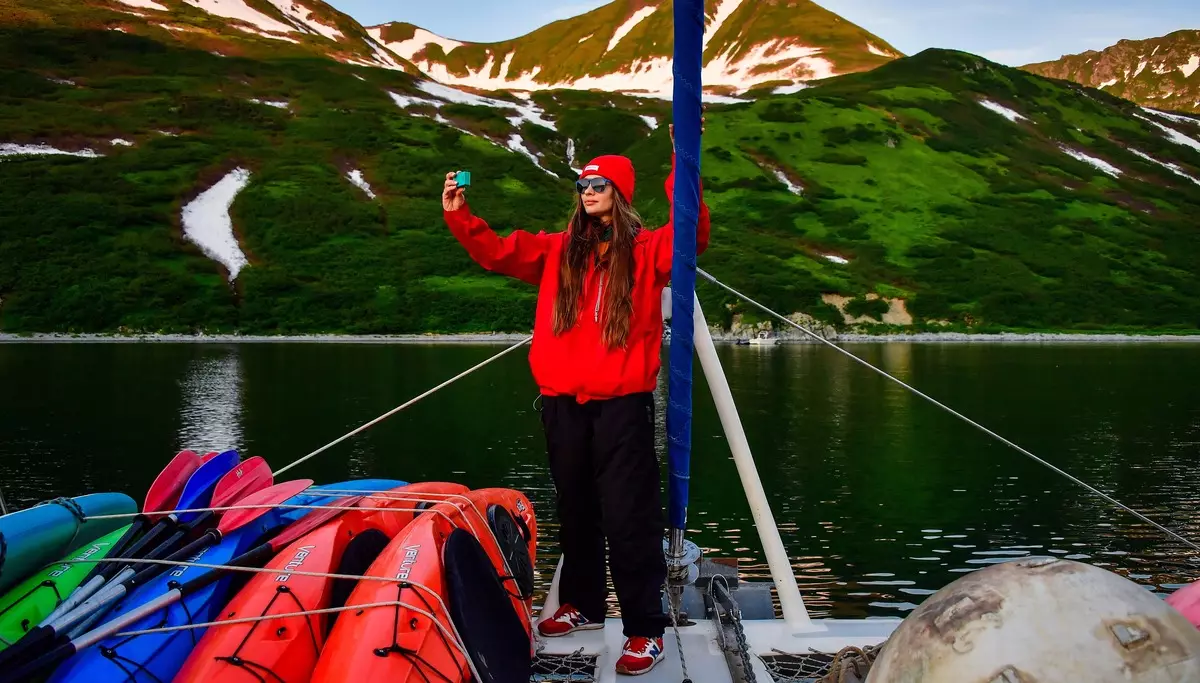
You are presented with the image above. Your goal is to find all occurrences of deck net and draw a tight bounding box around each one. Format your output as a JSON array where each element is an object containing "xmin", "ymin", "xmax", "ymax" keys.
[
  {"xmin": 531, "ymin": 650, "xmax": 600, "ymax": 683},
  {"xmin": 759, "ymin": 644, "xmax": 879, "ymax": 683}
]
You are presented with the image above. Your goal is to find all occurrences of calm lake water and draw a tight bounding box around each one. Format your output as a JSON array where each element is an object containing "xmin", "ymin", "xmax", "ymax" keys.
[{"xmin": 1, "ymin": 341, "xmax": 1198, "ymax": 619}]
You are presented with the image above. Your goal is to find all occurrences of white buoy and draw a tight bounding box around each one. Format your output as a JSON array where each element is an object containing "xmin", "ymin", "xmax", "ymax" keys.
[{"xmin": 866, "ymin": 557, "xmax": 1200, "ymax": 682}]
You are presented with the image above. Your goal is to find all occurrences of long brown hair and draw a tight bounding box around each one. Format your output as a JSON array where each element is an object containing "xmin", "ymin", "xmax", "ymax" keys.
[{"xmin": 552, "ymin": 190, "xmax": 643, "ymax": 349}]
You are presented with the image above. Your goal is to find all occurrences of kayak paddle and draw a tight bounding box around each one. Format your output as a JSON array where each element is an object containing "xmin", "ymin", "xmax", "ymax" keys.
[
  {"xmin": 0, "ymin": 484, "xmax": 341, "ymax": 682},
  {"xmin": 51, "ymin": 478, "xmax": 311, "ymax": 637},
  {"xmin": 46, "ymin": 450, "xmax": 202, "ymax": 623},
  {"xmin": 0, "ymin": 451, "xmax": 242, "ymax": 667}
]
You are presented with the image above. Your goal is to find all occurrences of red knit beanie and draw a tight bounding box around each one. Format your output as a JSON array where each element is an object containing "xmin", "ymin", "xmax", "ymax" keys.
[{"xmin": 579, "ymin": 155, "xmax": 635, "ymax": 203}]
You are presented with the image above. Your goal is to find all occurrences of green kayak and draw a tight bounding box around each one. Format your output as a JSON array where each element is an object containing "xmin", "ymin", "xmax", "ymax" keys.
[{"xmin": 0, "ymin": 524, "xmax": 130, "ymax": 650}]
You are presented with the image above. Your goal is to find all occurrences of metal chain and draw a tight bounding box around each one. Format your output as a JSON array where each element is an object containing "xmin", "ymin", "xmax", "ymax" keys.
[{"xmin": 712, "ymin": 576, "xmax": 756, "ymax": 683}]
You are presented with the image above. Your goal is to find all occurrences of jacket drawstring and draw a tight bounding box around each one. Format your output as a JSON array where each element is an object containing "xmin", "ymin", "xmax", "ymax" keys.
[{"xmin": 594, "ymin": 272, "xmax": 606, "ymax": 323}]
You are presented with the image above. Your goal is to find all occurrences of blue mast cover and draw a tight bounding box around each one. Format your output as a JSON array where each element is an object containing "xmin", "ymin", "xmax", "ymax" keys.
[{"xmin": 667, "ymin": 0, "xmax": 703, "ymax": 532}]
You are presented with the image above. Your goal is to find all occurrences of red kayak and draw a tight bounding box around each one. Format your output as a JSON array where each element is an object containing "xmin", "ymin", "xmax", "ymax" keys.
[
  {"xmin": 311, "ymin": 488, "xmax": 537, "ymax": 683},
  {"xmin": 174, "ymin": 482, "xmax": 470, "ymax": 683}
]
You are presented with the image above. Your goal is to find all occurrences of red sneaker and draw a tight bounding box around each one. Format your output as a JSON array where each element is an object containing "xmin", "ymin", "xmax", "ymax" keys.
[
  {"xmin": 537, "ymin": 604, "xmax": 603, "ymax": 637},
  {"xmin": 615, "ymin": 636, "xmax": 665, "ymax": 676}
]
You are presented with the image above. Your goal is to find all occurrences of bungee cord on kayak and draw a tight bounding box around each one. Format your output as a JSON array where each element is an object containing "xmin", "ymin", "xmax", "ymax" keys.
[{"xmin": 696, "ymin": 267, "xmax": 1200, "ymax": 555}]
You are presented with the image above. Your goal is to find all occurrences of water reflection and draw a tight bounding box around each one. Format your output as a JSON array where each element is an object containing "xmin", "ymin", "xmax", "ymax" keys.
[
  {"xmin": 177, "ymin": 347, "xmax": 244, "ymax": 454},
  {"xmin": 3, "ymin": 342, "xmax": 1200, "ymax": 620}
]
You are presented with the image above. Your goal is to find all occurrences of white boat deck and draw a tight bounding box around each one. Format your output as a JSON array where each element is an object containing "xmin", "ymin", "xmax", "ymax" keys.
[{"xmin": 534, "ymin": 617, "xmax": 899, "ymax": 683}]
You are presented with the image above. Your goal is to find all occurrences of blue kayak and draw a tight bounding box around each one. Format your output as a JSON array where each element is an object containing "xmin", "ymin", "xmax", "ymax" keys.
[
  {"xmin": 47, "ymin": 479, "xmax": 406, "ymax": 683},
  {"xmin": 0, "ymin": 493, "xmax": 137, "ymax": 594}
]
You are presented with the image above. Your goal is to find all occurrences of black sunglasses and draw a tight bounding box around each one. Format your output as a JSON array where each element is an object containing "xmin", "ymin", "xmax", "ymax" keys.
[{"xmin": 576, "ymin": 177, "xmax": 611, "ymax": 194}]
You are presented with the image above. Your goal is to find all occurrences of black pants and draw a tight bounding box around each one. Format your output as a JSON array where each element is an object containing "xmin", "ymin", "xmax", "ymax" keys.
[{"xmin": 541, "ymin": 392, "xmax": 667, "ymax": 638}]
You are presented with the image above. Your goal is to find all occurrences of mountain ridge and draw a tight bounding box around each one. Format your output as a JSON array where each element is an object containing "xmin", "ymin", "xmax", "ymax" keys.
[
  {"xmin": 368, "ymin": 0, "xmax": 903, "ymax": 98},
  {"xmin": 0, "ymin": 0, "xmax": 418, "ymax": 72},
  {"xmin": 1023, "ymin": 29, "xmax": 1199, "ymax": 114}
]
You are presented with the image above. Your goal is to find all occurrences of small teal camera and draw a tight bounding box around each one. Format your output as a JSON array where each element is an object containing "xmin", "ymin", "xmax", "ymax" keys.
[{"xmin": 455, "ymin": 170, "xmax": 472, "ymax": 188}]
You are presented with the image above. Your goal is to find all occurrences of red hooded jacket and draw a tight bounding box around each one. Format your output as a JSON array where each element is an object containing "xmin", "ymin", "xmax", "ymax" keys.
[{"xmin": 444, "ymin": 156, "xmax": 711, "ymax": 403}]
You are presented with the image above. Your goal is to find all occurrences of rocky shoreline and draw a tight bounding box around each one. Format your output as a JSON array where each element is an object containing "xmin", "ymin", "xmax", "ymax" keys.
[{"xmin": 2, "ymin": 330, "xmax": 1197, "ymax": 344}]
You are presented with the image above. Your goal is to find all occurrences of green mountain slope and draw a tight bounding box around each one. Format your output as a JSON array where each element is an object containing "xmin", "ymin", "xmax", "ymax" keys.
[
  {"xmin": 1024, "ymin": 30, "xmax": 1200, "ymax": 114},
  {"xmin": 1, "ymin": 24, "xmax": 1199, "ymax": 335},
  {"xmin": 370, "ymin": 0, "xmax": 902, "ymax": 97},
  {"xmin": 0, "ymin": 0, "xmax": 416, "ymax": 71}
]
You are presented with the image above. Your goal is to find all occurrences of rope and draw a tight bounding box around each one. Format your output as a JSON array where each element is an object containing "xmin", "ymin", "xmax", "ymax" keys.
[
  {"xmin": 109, "ymin": 594, "xmax": 483, "ymax": 683},
  {"xmin": 273, "ymin": 336, "xmax": 532, "ymax": 477},
  {"xmin": 697, "ymin": 268, "xmax": 1200, "ymax": 553}
]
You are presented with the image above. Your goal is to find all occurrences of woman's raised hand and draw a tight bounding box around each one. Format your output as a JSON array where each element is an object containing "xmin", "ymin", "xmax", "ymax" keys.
[{"xmin": 442, "ymin": 172, "xmax": 466, "ymax": 212}]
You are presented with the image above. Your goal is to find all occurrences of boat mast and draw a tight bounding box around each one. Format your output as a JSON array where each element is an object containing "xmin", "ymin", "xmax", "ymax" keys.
[{"xmin": 665, "ymin": 0, "xmax": 703, "ymax": 590}]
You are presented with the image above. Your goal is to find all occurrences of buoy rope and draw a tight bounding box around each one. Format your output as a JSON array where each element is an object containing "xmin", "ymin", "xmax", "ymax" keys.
[
  {"xmin": 272, "ymin": 336, "xmax": 532, "ymax": 477},
  {"xmin": 697, "ymin": 268, "xmax": 1200, "ymax": 553}
]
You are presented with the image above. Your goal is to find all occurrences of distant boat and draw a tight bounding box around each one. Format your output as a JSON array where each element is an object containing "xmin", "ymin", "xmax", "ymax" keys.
[{"xmin": 749, "ymin": 331, "xmax": 780, "ymax": 346}]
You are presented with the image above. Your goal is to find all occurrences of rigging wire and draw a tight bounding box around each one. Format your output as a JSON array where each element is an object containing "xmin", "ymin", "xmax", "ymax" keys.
[
  {"xmin": 273, "ymin": 336, "xmax": 532, "ymax": 477},
  {"xmin": 696, "ymin": 267, "xmax": 1200, "ymax": 554}
]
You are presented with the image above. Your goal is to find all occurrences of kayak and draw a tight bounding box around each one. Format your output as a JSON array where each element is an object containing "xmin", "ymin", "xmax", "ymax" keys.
[
  {"xmin": 311, "ymin": 488, "xmax": 537, "ymax": 683},
  {"xmin": 0, "ymin": 493, "xmax": 138, "ymax": 594},
  {"xmin": 45, "ymin": 479, "xmax": 407, "ymax": 683},
  {"xmin": 174, "ymin": 482, "xmax": 471, "ymax": 683},
  {"xmin": 0, "ymin": 525, "xmax": 131, "ymax": 650}
]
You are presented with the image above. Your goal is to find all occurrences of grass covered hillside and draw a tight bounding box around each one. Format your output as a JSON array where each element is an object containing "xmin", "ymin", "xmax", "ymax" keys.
[
  {"xmin": 1, "ymin": 26, "xmax": 1199, "ymax": 336},
  {"xmin": 1024, "ymin": 30, "xmax": 1200, "ymax": 115},
  {"xmin": 0, "ymin": 0, "xmax": 416, "ymax": 70},
  {"xmin": 371, "ymin": 0, "xmax": 901, "ymax": 97}
]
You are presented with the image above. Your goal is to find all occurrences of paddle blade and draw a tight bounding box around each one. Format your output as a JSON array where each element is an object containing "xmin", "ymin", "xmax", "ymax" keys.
[
  {"xmin": 143, "ymin": 451, "xmax": 203, "ymax": 518},
  {"xmin": 175, "ymin": 450, "xmax": 240, "ymax": 524},
  {"xmin": 218, "ymin": 479, "xmax": 314, "ymax": 535},
  {"xmin": 270, "ymin": 495, "xmax": 364, "ymax": 551},
  {"xmin": 211, "ymin": 456, "xmax": 273, "ymax": 509}
]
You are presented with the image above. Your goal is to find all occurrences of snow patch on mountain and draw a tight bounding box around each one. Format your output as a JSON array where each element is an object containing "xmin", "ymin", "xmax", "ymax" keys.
[
  {"xmin": 705, "ymin": 0, "xmax": 745, "ymax": 48},
  {"xmin": 249, "ymin": 98, "xmax": 290, "ymax": 109},
  {"xmin": 566, "ymin": 139, "xmax": 580, "ymax": 174},
  {"xmin": 770, "ymin": 167, "xmax": 803, "ymax": 195},
  {"xmin": 1099, "ymin": 78, "xmax": 1118, "ymax": 88},
  {"xmin": 1137, "ymin": 113, "xmax": 1200, "ymax": 152},
  {"xmin": 265, "ymin": 0, "xmax": 343, "ymax": 41},
  {"xmin": 978, "ymin": 99, "xmax": 1027, "ymax": 123},
  {"xmin": 1059, "ymin": 145, "xmax": 1122, "ymax": 177},
  {"xmin": 1181, "ymin": 55, "xmax": 1200, "ymax": 78},
  {"xmin": 372, "ymin": 26, "xmax": 462, "ymax": 57},
  {"xmin": 0, "ymin": 143, "xmax": 102, "ymax": 158},
  {"xmin": 507, "ymin": 135, "xmax": 556, "ymax": 176},
  {"xmin": 1129, "ymin": 148, "xmax": 1200, "ymax": 186},
  {"xmin": 1134, "ymin": 60, "xmax": 1149, "ymax": 78},
  {"xmin": 578, "ymin": 34, "xmax": 593, "ymax": 44},
  {"xmin": 415, "ymin": 81, "xmax": 556, "ymax": 130},
  {"xmin": 1142, "ymin": 107, "xmax": 1200, "ymax": 126},
  {"xmin": 406, "ymin": 52, "xmax": 546, "ymax": 93},
  {"xmin": 607, "ymin": 6, "xmax": 657, "ymax": 53},
  {"xmin": 111, "ymin": 138, "xmax": 134, "ymax": 147},
  {"xmin": 704, "ymin": 40, "xmax": 836, "ymax": 86},
  {"xmin": 116, "ymin": 0, "xmax": 167, "ymax": 10},
  {"xmin": 346, "ymin": 169, "xmax": 376, "ymax": 198},
  {"xmin": 181, "ymin": 168, "xmax": 251, "ymax": 281},
  {"xmin": 773, "ymin": 83, "xmax": 809, "ymax": 95},
  {"xmin": 183, "ymin": 0, "xmax": 295, "ymax": 35},
  {"xmin": 867, "ymin": 43, "xmax": 892, "ymax": 57}
]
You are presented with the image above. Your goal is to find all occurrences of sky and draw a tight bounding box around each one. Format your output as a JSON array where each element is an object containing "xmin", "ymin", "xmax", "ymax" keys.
[{"xmin": 325, "ymin": 0, "xmax": 1197, "ymax": 66}]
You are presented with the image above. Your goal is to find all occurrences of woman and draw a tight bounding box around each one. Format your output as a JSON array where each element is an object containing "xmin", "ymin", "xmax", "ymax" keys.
[{"xmin": 442, "ymin": 126, "xmax": 710, "ymax": 675}]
